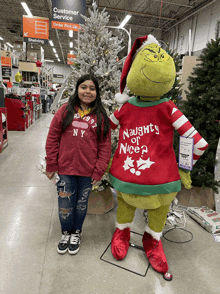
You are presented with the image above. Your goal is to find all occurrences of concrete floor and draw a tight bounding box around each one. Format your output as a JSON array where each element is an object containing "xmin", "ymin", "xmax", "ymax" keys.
[{"xmin": 0, "ymin": 113, "xmax": 220, "ymax": 294}]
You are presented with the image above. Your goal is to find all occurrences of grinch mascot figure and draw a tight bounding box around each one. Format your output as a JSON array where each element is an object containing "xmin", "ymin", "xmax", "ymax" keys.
[{"xmin": 109, "ymin": 35, "xmax": 208, "ymax": 279}]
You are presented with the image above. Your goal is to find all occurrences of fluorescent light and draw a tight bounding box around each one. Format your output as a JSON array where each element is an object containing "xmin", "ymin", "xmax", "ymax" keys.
[
  {"xmin": 52, "ymin": 48, "xmax": 56, "ymax": 53},
  {"xmin": 55, "ymin": 54, "xmax": 58, "ymax": 58},
  {"xmin": 70, "ymin": 50, "xmax": 74, "ymax": 55},
  {"xmin": 70, "ymin": 42, "xmax": 73, "ymax": 48},
  {"xmin": 44, "ymin": 60, "xmax": 54, "ymax": 63},
  {"xmin": 0, "ymin": 36, "xmax": 3, "ymax": 40},
  {"xmin": 118, "ymin": 15, "xmax": 132, "ymax": 29},
  {"xmin": 49, "ymin": 40, "xmax": 54, "ymax": 46},
  {"xmin": 57, "ymin": 58, "xmax": 60, "ymax": 62},
  {"xmin": 6, "ymin": 42, "xmax": 14, "ymax": 48},
  {"xmin": 21, "ymin": 2, "xmax": 33, "ymax": 17},
  {"xmin": 69, "ymin": 30, "xmax": 73, "ymax": 37}
]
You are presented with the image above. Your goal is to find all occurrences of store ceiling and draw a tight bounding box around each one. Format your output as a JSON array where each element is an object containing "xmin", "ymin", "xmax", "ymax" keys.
[{"xmin": 0, "ymin": 0, "xmax": 215, "ymax": 64}]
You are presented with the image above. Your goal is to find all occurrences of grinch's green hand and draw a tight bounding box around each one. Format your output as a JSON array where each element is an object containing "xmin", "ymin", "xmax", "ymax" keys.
[
  {"xmin": 178, "ymin": 168, "xmax": 192, "ymax": 189},
  {"xmin": 105, "ymin": 158, "xmax": 113, "ymax": 173}
]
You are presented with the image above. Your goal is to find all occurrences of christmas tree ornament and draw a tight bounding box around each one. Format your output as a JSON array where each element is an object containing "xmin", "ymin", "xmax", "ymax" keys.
[
  {"xmin": 35, "ymin": 60, "xmax": 42, "ymax": 67},
  {"xmin": 15, "ymin": 71, "xmax": 22, "ymax": 83}
]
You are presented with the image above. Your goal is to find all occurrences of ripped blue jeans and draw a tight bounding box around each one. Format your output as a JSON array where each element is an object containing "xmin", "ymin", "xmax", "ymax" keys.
[{"xmin": 56, "ymin": 175, "xmax": 92, "ymax": 233}]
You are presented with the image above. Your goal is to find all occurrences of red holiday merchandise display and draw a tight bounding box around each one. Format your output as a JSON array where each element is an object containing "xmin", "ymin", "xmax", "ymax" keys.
[
  {"xmin": 4, "ymin": 94, "xmax": 33, "ymax": 131},
  {"xmin": 0, "ymin": 107, "xmax": 8, "ymax": 153},
  {"xmin": 5, "ymin": 97, "xmax": 26, "ymax": 131}
]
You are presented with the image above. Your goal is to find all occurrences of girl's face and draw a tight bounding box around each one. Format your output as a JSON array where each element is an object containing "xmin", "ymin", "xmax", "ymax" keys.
[{"xmin": 78, "ymin": 80, "xmax": 97, "ymax": 106}]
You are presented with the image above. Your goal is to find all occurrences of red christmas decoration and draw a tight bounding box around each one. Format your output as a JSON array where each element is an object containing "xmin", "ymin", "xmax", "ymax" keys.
[{"xmin": 36, "ymin": 60, "xmax": 42, "ymax": 67}]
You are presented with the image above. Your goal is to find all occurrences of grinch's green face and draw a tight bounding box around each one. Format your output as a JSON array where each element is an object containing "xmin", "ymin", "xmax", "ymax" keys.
[{"xmin": 127, "ymin": 44, "xmax": 176, "ymax": 97}]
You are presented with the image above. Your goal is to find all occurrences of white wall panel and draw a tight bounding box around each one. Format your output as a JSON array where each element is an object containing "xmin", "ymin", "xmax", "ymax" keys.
[
  {"xmin": 206, "ymin": 2, "xmax": 220, "ymax": 41},
  {"xmin": 177, "ymin": 19, "xmax": 191, "ymax": 54},
  {"xmin": 164, "ymin": 1, "xmax": 220, "ymax": 55},
  {"xmin": 193, "ymin": 7, "xmax": 211, "ymax": 52}
]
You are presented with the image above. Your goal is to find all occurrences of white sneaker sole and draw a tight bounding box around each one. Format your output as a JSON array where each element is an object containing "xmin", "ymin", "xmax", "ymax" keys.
[
  {"xmin": 68, "ymin": 247, "xmax": 80, "ymax": 255},
  {"xmin": 57, "ymin": 247, "xmax": 68, "ymax": 254}
]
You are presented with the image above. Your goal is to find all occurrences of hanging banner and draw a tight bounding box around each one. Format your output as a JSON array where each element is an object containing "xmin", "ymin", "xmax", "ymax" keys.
[
  {"xmin": 23, "ymin": 16, "xmax": 49, "ymax": 44},
  {"xmin": 67, "ymin": 53, "xmax": 76, "ymax": 65},
  {"xmin": 53, "ymin": 74, "xmax": 64, "ymax": 78},
  {"xmin": 51, "ymin": 0, "xmax": 85, "ymax": 31}
]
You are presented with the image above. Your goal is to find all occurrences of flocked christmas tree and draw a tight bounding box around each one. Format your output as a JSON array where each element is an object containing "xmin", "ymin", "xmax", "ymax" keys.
[
  {"xmin": 68, "ymin": 1, "xmax": 124, "ymax": 191},
  {"xmin": 176, "ymin": 36, "xmax": 220, "ymax": 192}
]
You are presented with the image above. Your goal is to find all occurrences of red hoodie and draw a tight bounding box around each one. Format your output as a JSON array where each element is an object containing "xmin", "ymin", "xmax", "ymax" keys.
[{"xmin": 45, "ymin": 104, "xmax": 111, "ymax": 181}]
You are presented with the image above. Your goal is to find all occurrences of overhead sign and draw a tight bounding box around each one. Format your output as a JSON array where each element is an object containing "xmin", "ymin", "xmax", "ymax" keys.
[
  {"xmin": 53, "ymin": 74, "xmax": 64, "ymax": 78},
  {"xmin": 23, "ymin": 37, "xmax": 49, "ymax": 45},
  {"xmin": 67, "ymin": 54, "xmax": 76, "ymax": 65},
  {"xmin": 51, "ymin": 0, "xmax": 85, "ymax": 31},
  {"xmin": 23, "ymin": 16, "xmax": 49, "ymax": 44}
]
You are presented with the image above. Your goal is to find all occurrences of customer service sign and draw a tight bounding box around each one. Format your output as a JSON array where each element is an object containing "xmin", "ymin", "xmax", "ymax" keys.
[{"xmin": 51, "ymin": 0, "xmax": 85, "ymax": 31}]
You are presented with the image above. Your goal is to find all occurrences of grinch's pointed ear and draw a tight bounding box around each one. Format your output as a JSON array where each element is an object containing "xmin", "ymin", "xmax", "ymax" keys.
[{"xmin": 115, "ymin": 93, "xmax": 130, "ymax": 104}]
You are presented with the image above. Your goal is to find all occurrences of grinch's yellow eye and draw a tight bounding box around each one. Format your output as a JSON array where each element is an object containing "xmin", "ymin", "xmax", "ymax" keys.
[
  {"xmin": 160, "ymin": 53, "xmax": 170, "ymax": 61},
  {"xmin": 145, "ymin": 54, "xmax": 158, "ymax": 62}
]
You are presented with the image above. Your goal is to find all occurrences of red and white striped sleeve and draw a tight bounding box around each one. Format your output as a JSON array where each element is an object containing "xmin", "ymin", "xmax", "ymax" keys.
[
  {"xmin": 170, "ymin": 102, "xmax": 208, "ymax": 166},
  {"xmin": 109, "ymin": 106, "xmax": 122, "ymax": 130}
]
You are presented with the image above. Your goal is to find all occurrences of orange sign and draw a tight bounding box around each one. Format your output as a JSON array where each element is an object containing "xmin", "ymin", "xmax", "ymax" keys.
[
  {"xmin": 67, "ymin": 54, "xmax": 76, "ymax": 65},
  {"xmin": 23, "ymin": 16, "xmax": 49, "ymax": 40},
  {"xmin": 1, "ymin": 56, "xmax": 11, "ymax": 67},
  {"xmin": 52, "ymin": 22, "xmax": 80, "ymax": 31}
]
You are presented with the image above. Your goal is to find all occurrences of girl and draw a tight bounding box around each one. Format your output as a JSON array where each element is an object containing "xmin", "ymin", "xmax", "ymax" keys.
[{"xmin": 45, "ymin": 74, "xmax": 111, "ymax": 255}]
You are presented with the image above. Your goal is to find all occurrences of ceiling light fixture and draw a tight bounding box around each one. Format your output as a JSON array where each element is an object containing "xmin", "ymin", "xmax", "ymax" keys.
[
  {"xmin": 70, "ymin": 42, "xmax": 73, "ymax": 48},
  {"xmin": 70, "ymin": 50, "xmax": 74, "ymax": 55},
  {"xmin": 6, "ymin": 42, "xmax": 14, "ymax": 48},
  {"xmin": 49, "ymin": 40, "xmax": 54, "ymax": 46},
  {"xmin": 44, "ymin": 60, "xmax": 54, "ymax": 62},
  {"xmin": 0, "ymin": 36, "xmax": 3, "ymax": 40},
  {"xmin": 118, "ymin": 14, "xmax": 132, "ymax": 29},
  {"xmin": 55, "ymin": 53, "xmax": 58, "ymax": 58},
  {"xmin": 69, "ymin": 30, "xmax": 73, "ymax": 37},
  {"xmin": 57, "ymin": 58, "xmax": 60, "ymax": 62},
  {"xmin": 21, "ymin": 2, "xmax": 33, "ymax": 17},
  {"xmin": 53, "ymin": 48, "xmax": 56, "ymax": 53}
]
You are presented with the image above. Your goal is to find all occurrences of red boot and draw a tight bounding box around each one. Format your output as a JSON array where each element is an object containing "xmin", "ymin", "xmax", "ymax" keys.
[
  {"xmin": 111, "ymin": 227, "xmax": 130, "ymax": 260},
  {"xmin": 142, "ymin": 231, "xmax": 168, "ymax": 273}
]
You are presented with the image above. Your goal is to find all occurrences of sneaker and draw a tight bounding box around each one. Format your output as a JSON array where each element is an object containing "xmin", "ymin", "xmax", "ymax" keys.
[
  {"xmin": 68, "ymin": 230, "xmax": 82, "ymax": 255},
  {"xmin": 57, "ymin": 231, "xmax": 70, "ymax": 254}
]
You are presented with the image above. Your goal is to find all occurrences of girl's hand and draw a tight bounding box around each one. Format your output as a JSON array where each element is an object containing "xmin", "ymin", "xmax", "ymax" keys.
[
  {"xmin": 91, "ymin": 179, "xmax": 97, "ymax": 185},
  {"xmin": 46, "ymin": 171, "xmax": 56, "ymax": 180}
]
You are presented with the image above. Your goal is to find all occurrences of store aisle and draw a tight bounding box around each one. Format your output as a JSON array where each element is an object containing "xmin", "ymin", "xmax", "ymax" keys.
[{"xmin": 0, "ymin": 113, "xmax": 220, "ymax": 294}]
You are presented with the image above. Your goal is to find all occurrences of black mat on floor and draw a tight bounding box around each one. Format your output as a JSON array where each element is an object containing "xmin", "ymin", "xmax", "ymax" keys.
[{"xmin": 100, "ymin": 231, "xmax": 150, "ymax": 277}]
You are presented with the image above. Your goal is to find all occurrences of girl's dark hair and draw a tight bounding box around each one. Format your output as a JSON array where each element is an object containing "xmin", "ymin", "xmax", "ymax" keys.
[{"xmin": 61, "ymin": 74, "xmax": 110, "ymax": 141}]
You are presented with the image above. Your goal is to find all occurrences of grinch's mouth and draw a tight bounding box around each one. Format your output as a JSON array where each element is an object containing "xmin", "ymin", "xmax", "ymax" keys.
[{"xmin": 141, "ymin": 67, "xmax": 169, "ymax": 84}]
